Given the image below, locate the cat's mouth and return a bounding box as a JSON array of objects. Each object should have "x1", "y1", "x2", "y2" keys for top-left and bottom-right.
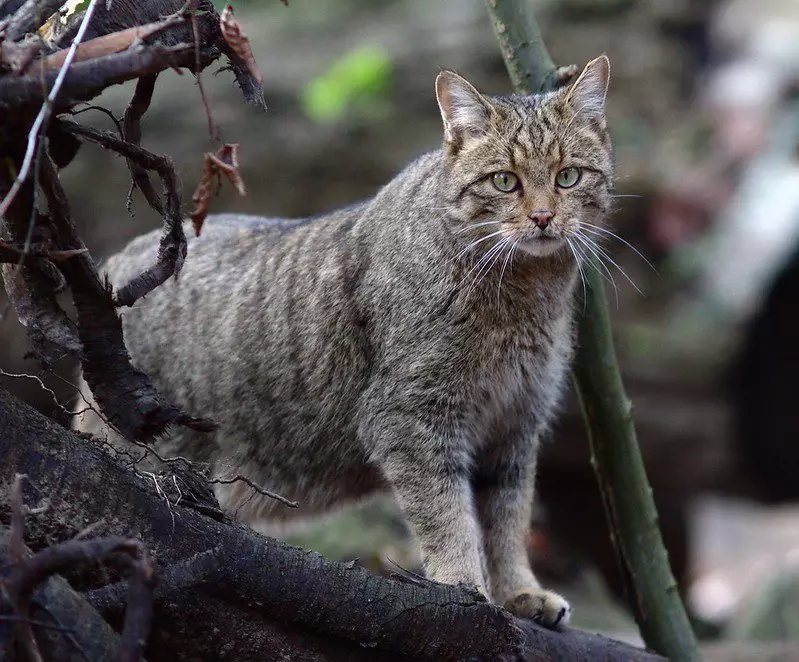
[{"x1": 518, "y1": 234, "x2": 565, "y2": 257}]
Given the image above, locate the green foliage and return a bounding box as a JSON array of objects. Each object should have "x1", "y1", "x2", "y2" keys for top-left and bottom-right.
[{"x1": 302, "y1": 45, "x2": 392, "y2": 123}]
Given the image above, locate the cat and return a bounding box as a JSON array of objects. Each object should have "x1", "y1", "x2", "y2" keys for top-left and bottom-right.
[{"x1": 74, "y1": 55, "x2": 613, "y2": 628}]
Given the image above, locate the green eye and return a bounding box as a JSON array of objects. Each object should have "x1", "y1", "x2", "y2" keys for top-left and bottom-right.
[
  {"x1": 556, "y1": 167, "x2": 582, "y2": 188},
  {"x1": 492, "y1": 171, "x2": 519, "y2": 192}
]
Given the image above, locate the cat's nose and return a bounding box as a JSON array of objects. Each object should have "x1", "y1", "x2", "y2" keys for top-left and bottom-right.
[{"x1": 528, "y1": 210, "x2": 554, "y2": 229}]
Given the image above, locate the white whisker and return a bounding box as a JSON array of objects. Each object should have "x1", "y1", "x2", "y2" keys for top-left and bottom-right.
[
  {"x1": 565, "y1": 238, "x2": 587, "y2": 311},
  {"x1": 496, "y1": 238, "x2": 517, "y2": 305},
  {"x1": 575, "y1": 232, "x2": 643, "y2": 296},
  {"x1": 463, "y1": 237, "x2": 510, "y2": 302},
  {"x1": 456, "y1": 220, "x2": 503, "y2": 234},
  {"x1": 571, "y1": 233, "x2": 620, "y2": 307},
  {"x1": 453, "y1": 229, "x2": 506, "y2": 261},
  {"x1": 579, "y1": 222, "x2": 657, "y2": 272}
]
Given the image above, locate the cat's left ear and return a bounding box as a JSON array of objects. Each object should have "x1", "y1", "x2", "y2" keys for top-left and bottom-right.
[
  {"x1": 436, "y1": 70, "x2": 494, "y2": 144},
  {"x1": 564, "y1": 55, "x2": 610, "y2": 120}
]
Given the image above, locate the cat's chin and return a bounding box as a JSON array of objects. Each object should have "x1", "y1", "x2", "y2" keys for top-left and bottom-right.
[{"x1": 517, "y1": 237, "x2": 566, "y2": 257}]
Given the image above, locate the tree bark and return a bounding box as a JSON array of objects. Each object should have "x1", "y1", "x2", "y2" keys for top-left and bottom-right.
[
  {"x1": 484, "y1": 1, "x2": 702, "y2": 660},
  {"x1": 0, "y1": 388, "x2": 665, "y2": 662}
]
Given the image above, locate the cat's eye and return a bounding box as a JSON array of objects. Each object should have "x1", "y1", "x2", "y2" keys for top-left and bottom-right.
[
  {"x1": 492, "y1": 171, "x2": 519, "y2": 192},
  {"x1": 555, "y1": 167, "x2": 582, "y2": 189}
]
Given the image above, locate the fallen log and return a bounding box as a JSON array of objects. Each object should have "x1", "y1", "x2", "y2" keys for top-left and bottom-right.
[{"x1": 0, "y1": 389, "x2": 665, "y2": 661}]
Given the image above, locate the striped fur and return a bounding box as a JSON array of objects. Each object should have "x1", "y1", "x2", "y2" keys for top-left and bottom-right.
[{"x1": 74, "y1": 57, "x2": 613, "y2": 628}]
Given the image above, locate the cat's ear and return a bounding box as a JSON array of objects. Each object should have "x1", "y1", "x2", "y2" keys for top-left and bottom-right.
[
  {"x1": 435, "y1": 70, "x2": 493, "y2": 144},
  {"x1": 564, "y1": 55, "x2": 610, "y2": 120}
]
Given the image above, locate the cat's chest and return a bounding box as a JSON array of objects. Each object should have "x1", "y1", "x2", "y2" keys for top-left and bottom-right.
[{"x1": 468, "y1": 312, "x2": 574, "y2": 436}]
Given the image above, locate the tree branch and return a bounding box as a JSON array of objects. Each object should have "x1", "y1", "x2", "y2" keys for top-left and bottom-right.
[
  {"x1": 59, "y1": 118, "x2": 188, "y2": 307},
  {"x1": 483, "y1": 2, "x2": 702, "y2": 659},
  {"x1": 0, "y1": 388, "x2": 666, "y2": 662},
  {"x1": 37, "y1": 155, "x2": 216, "y2": 440}
]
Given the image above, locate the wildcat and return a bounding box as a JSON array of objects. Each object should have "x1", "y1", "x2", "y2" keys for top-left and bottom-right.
[{"x1": 74, "y1": 55, "x2": 613, "y2": 628}]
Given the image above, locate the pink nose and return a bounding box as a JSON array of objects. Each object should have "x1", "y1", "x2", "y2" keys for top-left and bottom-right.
[{"x1": 529, "y1": 210, "x2": 553, "y2": 229}]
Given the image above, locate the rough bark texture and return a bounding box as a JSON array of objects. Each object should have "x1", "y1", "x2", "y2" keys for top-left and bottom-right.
[
  {"x1": 483, "y1": 1, "x2": 703, "y2": 659},
  {"x1": 0, "y1": 389, "x2": 666, "y2": 662}
]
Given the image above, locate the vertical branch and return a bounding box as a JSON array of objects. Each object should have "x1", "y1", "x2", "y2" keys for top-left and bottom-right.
[
  {"x1": 483, "y1": 2, "x2": 702, "y2": 660},
  {"x1": 484, "y1": 0, "x2": 555, "y2": 95}
]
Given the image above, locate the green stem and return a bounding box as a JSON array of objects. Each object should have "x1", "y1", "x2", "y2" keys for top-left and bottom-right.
[
  {"x1": 484, "y1": 2, "x2": 702, "y2": 660},
  {"x1": 484, "y1": 0, "x2": 556, "y2": 94}
]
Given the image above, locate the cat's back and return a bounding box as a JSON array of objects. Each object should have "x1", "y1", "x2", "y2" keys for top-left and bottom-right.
[{"x1": 105, "y1": 212, "x2": 320, "y2": 291}]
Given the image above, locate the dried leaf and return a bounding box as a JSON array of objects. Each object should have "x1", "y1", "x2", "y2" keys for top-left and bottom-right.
[
  {"x1": 220, "y1": 3, "x2": 263, "y2": 86},
  {"x1": 209, "y1": 143, "x2": 246, "y2": 196},
  {"x1": 190, "y1": 157, "x2": 216, "y2": 238},
  {"x1": 190, "y1": 143, "x2": 247, "y2": 237}
]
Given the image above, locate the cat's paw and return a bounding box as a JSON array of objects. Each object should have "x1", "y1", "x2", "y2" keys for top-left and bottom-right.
[{"x1": 504, "y1": 588, "x2": 572, "y2": 629}]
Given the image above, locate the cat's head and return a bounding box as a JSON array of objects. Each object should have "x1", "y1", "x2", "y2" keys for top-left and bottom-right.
[{"x1": 436, "y1": 56, "x2": 613, "y2": 259}]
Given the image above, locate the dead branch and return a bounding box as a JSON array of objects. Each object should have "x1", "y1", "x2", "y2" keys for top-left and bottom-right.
[
  {"x1": 36, "y1": 155, "x2": 216, "y2": 439},
  {"x1": 2, "y1": 260, "x2": 83, "y2": 361},
  {"x1": 123, "y1": 74, "x2": 163, "y2": 215},
  {"x1": 208, "y1": 475, "x2": 298, "y2": 509},
  {"x1": 0, "y1": 530, "x2": 155, "y2": 661},
  {"x1": 0, "y1": 389, "x2": 667, "y2": 662},
  {"x1": 0, "y1": 240, "x2": 87, "y2": 265},
  {"x1": 3, "y1": 0, "x2": 63, "y2": 41},
  {"x1": 0, "y1": 166, "x2": 82, "y2": 362},
  {"x1": 2, "y1": 468, "x2": 155, "y2": 661},
  {"x1": 43, "y1": 11, "x2": 188, "y2": 70},
  {"x1": 59, "y1": 118, "x2": 188, "y2": 307}
]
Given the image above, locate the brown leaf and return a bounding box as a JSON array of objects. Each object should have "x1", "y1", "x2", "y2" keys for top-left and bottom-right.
[
  {"x1": 220, "y1": 3, "x2": 263, "y2": 86},
  {"x1": 209, "y1": 143, "x2": 246, "y2": 196},
  {"x1": 190, "y1": 143, "x2": 247, "y2": 237}
]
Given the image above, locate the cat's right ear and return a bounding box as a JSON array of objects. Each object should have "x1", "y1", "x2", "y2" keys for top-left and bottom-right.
[{"x1": 436, "y1": 70, "x2": 493, "y2": 145}]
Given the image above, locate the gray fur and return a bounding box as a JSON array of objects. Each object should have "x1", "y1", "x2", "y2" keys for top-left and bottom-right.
[{"x1": 75, "y1": 57, "x2": 614, "y2": 627}]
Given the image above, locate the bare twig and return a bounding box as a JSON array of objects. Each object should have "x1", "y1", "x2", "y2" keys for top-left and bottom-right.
[
  {"x1": 209, "y1": 475, "x2": 298, "y2": 509},
  {"x1": 123, "y1": 74, "x2": 163, "y2": 214},
  {"x1": 189, "y1": 0, "x2": 216, "y2": 141},
  {"x1": 0, "y1": 0, "x2": 100, "y2": 226},
  {"x1": 59, "y1": 118, "x2": 188, "y2": 306},
  {"x1": 483, "y1": 1, "x2": 702, "y2": 659},
  {"x1": 0, "y1": 239, "x2": 86, "y2": 265},
  {"x1": 1, "y1": 368, "x2": 80, "y2": 417}
]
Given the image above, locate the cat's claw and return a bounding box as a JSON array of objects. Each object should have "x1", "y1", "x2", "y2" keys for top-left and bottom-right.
[{"x1": 504, "y1": 588, "x2": 572, "y2": 629}]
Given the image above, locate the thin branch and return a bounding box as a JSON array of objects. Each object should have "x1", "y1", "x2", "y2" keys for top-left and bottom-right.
[
  {"x1": 189, "y1": 0, "x2": 217, "y2": 141},
  {"x1": 0, "y1": 0, "x2": 100, "y2": 225},
  {"x1": 58, "y1": 118, "x2": 187, "y2": 306},
  {"x1": 209, "y1": 475, "x2": 299, "y2": 509},
  {"x1": 123, "y1": 74, "x2": 163, "y2": 214},
  {"x1": 483, "y1": 2, "x2": 703, "y2": 660}
]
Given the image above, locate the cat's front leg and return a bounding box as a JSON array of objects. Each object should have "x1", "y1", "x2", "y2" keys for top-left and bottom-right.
[
  {"x1": 474, "y1": 435, "x2": 571, "y2": 628},
  {"x1": 367, "y1": 413, "x2": 488, "y2": 595}
]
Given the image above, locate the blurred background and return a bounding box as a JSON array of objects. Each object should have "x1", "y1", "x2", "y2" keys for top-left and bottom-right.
[{"x1": 2, "y1": 0, "x2": 799, "y2": 651}]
